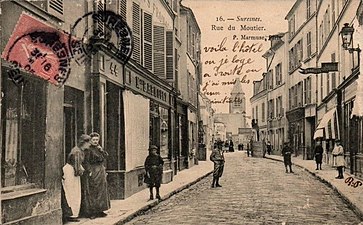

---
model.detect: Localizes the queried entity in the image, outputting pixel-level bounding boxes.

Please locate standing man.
[210,143,225,188]
[266,141,272,155]
[332,139,345,179]
[282,142,294,173]
[144,145,164,200]
[314,140,324,170]
[229,140,234,152]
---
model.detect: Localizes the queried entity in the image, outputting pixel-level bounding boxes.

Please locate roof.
[231,78,244,95]
[180,4,201,33]
[285,0,303,20]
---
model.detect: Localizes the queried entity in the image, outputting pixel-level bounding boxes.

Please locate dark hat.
[80,134,91,142]
[335,139,341,143]
[148,145,158,151]
[78,134,91,147]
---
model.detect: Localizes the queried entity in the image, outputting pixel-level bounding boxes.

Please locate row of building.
[0,1,217,224]
[251,0,363,177]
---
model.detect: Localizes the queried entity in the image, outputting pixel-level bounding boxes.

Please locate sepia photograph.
[1,0,363,224]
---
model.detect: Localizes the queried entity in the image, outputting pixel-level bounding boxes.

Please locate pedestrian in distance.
[144,145,164,200]
[62,134,91,223]
[267,141,272,155]
[332,139,345,179]
[229,140,234,152]
[262,139,267,158]
[314,140,324,170]
[82,132,110,219]
[210,143,225,188]
[246,143,250,157]
[282,142,294,173]
[223,140,229,153]
[241,143,244,151]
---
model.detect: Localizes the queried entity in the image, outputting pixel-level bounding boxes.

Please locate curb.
[265,156,363,220]
[116,170,213,225]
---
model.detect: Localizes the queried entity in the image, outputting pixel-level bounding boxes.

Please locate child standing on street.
[282,142,294,173]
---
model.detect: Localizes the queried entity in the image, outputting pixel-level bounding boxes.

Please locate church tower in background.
[229,78,246,114]
[214,78,251,145]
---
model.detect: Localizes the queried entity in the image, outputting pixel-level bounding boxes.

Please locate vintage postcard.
[1,0,363,224]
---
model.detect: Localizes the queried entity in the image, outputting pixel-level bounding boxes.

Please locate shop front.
[286,107,305,157]
[176,99,189,171]
[1,64,64,224]
[90,52,125,200]
[340,68,363,176]
[122,61,175,198]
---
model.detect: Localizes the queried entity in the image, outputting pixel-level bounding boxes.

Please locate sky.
[183,0,296,115]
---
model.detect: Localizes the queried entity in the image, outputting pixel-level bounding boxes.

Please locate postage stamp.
[69,10,133,65]
[1,13,71,86]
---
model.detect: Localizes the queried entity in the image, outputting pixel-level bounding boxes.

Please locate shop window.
[358,118,363,154]
[106,81,124,170]
[2,76,46,188]
[149,101,160,149]
[160,107,169,158]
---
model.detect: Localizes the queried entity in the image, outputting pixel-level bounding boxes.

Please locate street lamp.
[340,23,361,54]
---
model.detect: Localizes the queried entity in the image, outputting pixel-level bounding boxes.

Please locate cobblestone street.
[126,152,362,225]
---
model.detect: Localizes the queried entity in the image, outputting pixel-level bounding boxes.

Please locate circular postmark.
[4,30,72,86]
[69,10,133,65]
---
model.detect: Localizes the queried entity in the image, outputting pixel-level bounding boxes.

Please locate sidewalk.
[266,154,363,219]
[66,161,213,225]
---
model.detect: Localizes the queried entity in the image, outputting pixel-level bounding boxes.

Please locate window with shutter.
[97,0,105,35]
[144,12,153,71]
[48,0,64,18]
[132,2,141,63]
[119,0,127,22]
[175,48,179,83]
[154,25,165,78]
[166,31,174,80]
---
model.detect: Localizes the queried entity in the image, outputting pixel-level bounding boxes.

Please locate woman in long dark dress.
[83,132,110,219]
[144,145,164,200]
[314,140,324,170]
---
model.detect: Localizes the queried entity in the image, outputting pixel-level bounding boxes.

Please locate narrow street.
[126,152,362,225]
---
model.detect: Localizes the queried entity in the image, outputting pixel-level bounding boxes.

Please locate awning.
[313,108,339,140]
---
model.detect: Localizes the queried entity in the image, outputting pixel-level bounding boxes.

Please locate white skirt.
[62,163,82,217]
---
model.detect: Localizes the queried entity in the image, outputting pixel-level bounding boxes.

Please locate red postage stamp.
[1,13,71,85]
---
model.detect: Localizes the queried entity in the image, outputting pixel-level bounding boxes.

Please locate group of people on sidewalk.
[281,139,346,179]
[312,139,345,179]
[62,133,110,222]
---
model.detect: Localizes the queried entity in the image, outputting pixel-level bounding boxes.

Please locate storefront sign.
[127,71,170,105]
[299,62,338,74]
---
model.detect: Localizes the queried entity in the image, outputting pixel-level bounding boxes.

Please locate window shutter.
[144,13,153,71]
[132,2,141,63]
[154,25,165,78]
[166,31,174,80]
[119,0,127,22]
[48,0,64,18]
[97,0,105,34]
